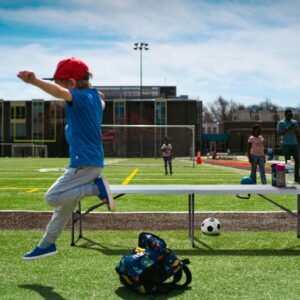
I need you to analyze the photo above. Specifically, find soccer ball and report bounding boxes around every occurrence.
[240,176,254,184]
[201,217,221,235]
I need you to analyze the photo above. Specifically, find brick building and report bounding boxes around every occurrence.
[223,108,285,154]
[0,86,202,158]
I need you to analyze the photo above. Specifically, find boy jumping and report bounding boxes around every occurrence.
[18,58,114,260]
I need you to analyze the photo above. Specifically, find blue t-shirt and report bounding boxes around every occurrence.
[277,119,299,145]
[65,88,104,168]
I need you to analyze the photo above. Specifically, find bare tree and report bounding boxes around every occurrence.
[208,96,240,122]
[259,98,275,110]
[203,106,214,122]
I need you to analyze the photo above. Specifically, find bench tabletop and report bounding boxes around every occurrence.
[110,184,300,195]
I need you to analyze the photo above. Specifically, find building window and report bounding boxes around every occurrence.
[10,102,27,138]
[155,101,166,125]
[11,105,26,119]
[10,123,26,137]
[32,101,44,140]
[114,101,126,124]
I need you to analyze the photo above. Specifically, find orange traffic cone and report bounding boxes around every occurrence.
[196,151,202,164]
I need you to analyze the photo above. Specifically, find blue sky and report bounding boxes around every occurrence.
[1,0,300,107]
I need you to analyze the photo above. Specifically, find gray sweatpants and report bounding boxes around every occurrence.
[39,166,102,246]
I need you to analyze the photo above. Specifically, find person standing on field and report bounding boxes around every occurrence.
[161,136,173,175]
[18,58,115,260]
[277,108,300,183]
[247,124,267,184]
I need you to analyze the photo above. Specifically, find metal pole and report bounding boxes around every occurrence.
[274,106,278,151]
[140,48,143,124]
[297,194,300,238]
[140,47,143,158]
[134,42,149,158]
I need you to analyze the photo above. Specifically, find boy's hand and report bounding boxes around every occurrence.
[17,71,37,84]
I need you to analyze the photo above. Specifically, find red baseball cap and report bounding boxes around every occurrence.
[43,58,89,81]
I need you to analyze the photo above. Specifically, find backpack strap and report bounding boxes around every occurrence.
[156,259,192,294]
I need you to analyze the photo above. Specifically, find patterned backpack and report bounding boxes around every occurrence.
[115,232,192,295]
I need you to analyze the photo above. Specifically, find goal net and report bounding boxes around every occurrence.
[102,125,195,167]
[11,143,48,158]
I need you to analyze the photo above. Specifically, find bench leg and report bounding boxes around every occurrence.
[71,201,83,246]
[298,194,300,238]
[188,194,195,248]
[191,194,195,248]
[71,211,75,246]
[78,201,83,238]
[188,194,191,238]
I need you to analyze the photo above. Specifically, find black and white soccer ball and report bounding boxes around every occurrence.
[201,217,221,235]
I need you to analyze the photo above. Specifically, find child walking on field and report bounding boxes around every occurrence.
[161,136,173,175]
[18,58,115,260]
[247,124,267,184]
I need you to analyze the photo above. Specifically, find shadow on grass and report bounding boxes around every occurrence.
[115,286,191,299]
[19,284,65,300]
[75,236,300,257]
[75,236,131,254]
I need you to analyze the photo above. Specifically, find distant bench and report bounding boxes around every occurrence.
[71,184,300,247]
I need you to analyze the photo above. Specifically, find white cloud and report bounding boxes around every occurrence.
[1,0,300,107]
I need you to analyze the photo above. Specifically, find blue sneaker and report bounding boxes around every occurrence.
[94,177,115,212]
[22,244,57,261]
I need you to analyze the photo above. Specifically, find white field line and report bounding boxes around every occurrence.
[0,178,59,180]
[0,178,271,183]
[0,175,247,180]
[0,210,292,214]
[1,177,255,182]
[0,169,38,171]
[0,187,47,190]
[0,173,271,178]
[39,168,66,172]
[105,159,129,165]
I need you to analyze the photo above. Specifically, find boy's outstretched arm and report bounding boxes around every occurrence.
[17,71,72,102]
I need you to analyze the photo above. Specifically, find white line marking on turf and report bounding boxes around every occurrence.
[0,187,47,190]
[39,168,66,172]
[105,159,128,165]
[0,210,293,214]
[0,178,58,180]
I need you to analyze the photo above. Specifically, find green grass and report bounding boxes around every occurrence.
[1,157,299,299]
[1,230,300,300]
[0,157,297,212]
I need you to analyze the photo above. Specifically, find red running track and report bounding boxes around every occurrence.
[205,159,272,173]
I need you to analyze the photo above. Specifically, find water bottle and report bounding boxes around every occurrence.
[285,160,294,187]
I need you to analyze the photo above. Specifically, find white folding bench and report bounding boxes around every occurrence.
[191,185,300,246]
[71,184,300,247]
[71,185,195,246]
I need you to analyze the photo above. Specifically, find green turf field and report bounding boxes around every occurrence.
[1,158,300,299]
[0,157,297,212]
[1,231,300,300]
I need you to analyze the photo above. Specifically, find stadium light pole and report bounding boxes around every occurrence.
[133,42,149,124]
[134,42,149,158]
